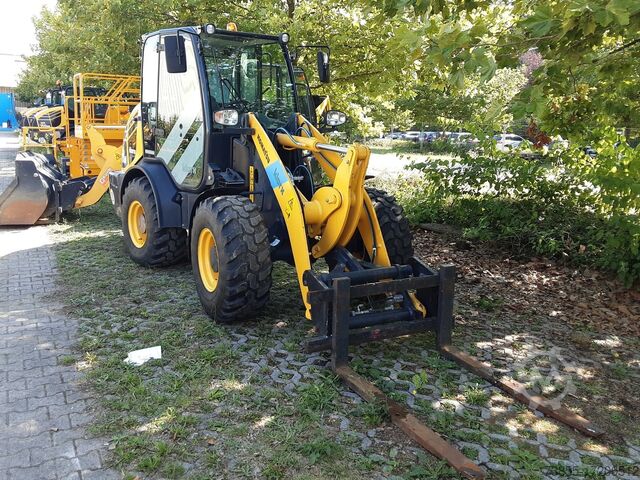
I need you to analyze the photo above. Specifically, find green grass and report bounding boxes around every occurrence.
[49,200,389,478]
[463,385,490,406]
[353,399,389,427]
[58,355,76,366]
[48,198,639,478]
[474,296,504,312]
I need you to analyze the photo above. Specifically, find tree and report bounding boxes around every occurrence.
[16,0,415,135]
[358,0,640,141]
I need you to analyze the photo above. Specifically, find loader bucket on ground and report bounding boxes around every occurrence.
[0,151,89,226]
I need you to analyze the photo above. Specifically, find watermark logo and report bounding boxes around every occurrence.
[511,346,577,410]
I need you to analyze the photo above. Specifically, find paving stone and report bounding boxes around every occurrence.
[74,438,108,457]
[30,443,77,465]
[0,138,116,480]
[0,431,52,457]
[80,469,121,480]
[7,458,57,480]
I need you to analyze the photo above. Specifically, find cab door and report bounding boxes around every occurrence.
[154,33,207,190]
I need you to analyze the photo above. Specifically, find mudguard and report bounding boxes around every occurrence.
[112,159,183,229]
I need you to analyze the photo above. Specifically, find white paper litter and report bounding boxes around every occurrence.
[124,346,162,366]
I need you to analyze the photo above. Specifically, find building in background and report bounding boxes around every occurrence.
[0,53,29,110]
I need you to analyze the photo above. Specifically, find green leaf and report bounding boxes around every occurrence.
[484,101,503,122]
[594,6,616,26]
[449,68,465,90]
[478,54,497,82]
[521,6,558,37]
[606,0,632,25]
[582,17,597,35]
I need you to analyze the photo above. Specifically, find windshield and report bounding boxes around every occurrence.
[201,35,296,129]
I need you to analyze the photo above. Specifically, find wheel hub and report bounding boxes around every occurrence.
[198,227,219,292]
[128,200,147,248]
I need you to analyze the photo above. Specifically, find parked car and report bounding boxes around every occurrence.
[494,133,525,151]
[548,136,569,150]
[419,131,438,142]
[385,131,404,140]
[582,146,597,158]
[403,131,422,142]
[448,132,461,141]
[448,132,474,143]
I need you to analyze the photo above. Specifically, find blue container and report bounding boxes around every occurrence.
[0,93,19,132]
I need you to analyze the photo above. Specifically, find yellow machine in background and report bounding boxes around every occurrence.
[0,73,140,225]
[62,73,139,178]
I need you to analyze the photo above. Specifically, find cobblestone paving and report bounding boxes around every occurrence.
[229,325,640,480]
[0,138,118,480]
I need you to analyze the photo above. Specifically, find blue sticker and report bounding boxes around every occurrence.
[265,161,289,191]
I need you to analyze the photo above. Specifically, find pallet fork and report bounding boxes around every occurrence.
[304,252,603,479]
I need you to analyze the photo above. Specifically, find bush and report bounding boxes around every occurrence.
[374,127,640,285]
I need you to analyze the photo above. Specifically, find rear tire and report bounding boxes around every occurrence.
[121,177,188,267]
[191,196,272,323]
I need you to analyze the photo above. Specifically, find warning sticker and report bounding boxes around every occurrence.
[265,161,289,192]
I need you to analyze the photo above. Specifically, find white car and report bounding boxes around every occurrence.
[493,133,524,151]
[385,132,404,140]
[403,131,422,142]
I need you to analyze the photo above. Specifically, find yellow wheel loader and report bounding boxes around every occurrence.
[106,23,603,478]
[0,73,140,225]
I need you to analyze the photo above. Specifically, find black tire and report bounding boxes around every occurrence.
[336,188,413,266]
[121,177,188,267]
[191,196,272,323]
[367,187,414,264]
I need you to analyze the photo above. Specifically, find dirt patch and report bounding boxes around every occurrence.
[413,227,640,443]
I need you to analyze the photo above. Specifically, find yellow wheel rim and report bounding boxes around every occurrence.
[198,228,219,292]
[127,200,147,248]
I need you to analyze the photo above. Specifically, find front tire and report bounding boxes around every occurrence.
[121,177,188,267]
[367,187,414,264]
[340,188,414,265]
[191,196,272,323]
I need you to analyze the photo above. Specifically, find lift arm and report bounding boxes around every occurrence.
[248,113,313,318]
[249,113,426,319]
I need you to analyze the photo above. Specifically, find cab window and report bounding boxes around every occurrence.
[156,33,205,189]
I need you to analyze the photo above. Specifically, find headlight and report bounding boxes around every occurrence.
[325,110,347,127]
[204,24,215,35]
[214,109,239,126]
[280,32,290,43]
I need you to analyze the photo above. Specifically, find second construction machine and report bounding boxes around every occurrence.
[108,23,602,479]
[0,73,140,225]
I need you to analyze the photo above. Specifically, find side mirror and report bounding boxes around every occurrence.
[164,34,187,74]
[317,50,330,83]
[324,110,346,127]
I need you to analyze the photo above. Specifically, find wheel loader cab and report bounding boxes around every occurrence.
[136,26,312,183]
